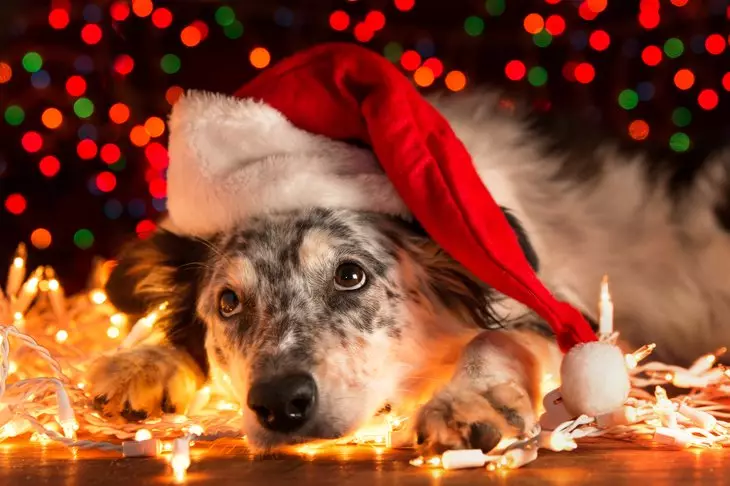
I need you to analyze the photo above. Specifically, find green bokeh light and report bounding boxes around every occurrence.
[663,38,684,58]
[4,105,25,126]
[160,54,181,74]
[533,30,552,48]
[73,98,94,118]
[73,229,95,250]
[224,20,244,39]
[215,6,236,26]
[485,0,505,16]
[672,107,692,127]
[669,132,690,152]
[528,66,548,87]
[383,42,403,62]
[618,89,639,110]
[22,52,43,73]
[464,16,485,36]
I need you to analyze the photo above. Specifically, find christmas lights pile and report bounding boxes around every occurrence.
[1,242,730,480]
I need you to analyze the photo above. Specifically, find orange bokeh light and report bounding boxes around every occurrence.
[523,13,544,35]
[673,69,695,90]
[144,117,166,137]
[445,71,467,92]
[42,108,63,129]
[109,103,130,124]
[249,47,271,69]
[130,125,151,147]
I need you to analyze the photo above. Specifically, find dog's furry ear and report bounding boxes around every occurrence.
[401,209,539,329]
[104,229,211,375]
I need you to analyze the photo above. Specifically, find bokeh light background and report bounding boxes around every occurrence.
[1,0,729,293]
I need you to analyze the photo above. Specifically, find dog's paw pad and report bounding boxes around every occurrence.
[86,345,203,422]
[414,382,534,455]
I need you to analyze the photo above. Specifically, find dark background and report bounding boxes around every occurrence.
[1,0,729,293]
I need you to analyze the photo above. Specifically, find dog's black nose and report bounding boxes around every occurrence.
[247,373,317,432]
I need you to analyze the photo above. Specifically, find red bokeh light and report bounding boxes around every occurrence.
[192,20,209,40]
[49,8,70,29]
[329,11,349,31]
[77,139,98,160]
[81,24,103,44]
[723,72,730,91]
[21,132,43,153]
[136,219,157,239]
[353,23,374,42]
[110,1,130,21]
[698,89,719,110]
[66,75,87,96]
[100,144,121,164]
[641,45,662,66]
[96,172,117,192]
[39,155,61,177]
[574,63,595,84]
[562,61,578,82]
[365,11,386,30]
[423,58,444,78]
[545,15,565,36]
[705,34,726,55]
[589,30,610,51]
[148,178,167,198]
[113,54,135,75]
[578,3,598,21]
[5,194,27,215]
[400,50,421,71]
[144,143,169,170]
[638,10,660,29]
[151,7,173,28]
[394,0,415,11]
[505,60,526,81]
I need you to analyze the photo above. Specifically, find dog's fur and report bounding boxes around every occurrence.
[87,90,730,452]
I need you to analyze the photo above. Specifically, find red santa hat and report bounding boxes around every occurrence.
[165,43,630,418]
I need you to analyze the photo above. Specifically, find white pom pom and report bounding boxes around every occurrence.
[559,341,630,417]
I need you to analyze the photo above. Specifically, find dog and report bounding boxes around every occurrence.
[87,89,730,453]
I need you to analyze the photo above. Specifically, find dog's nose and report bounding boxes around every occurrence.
[246,373,317,432]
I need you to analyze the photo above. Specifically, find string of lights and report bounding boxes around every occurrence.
[2,243,730,481]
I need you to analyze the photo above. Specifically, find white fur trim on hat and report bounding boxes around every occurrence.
[166,90,409,236]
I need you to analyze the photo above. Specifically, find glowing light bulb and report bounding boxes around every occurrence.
[6,244,27,296]
[110,313,127,326]
[13,311,23,322]
[55,329,69,343]
[135,429,152,441]
[90,290,107,304]
[188,424,204,436]
[47,279,60,291]
[171,438,191,482]
[625,343,656,369]
[688,347,726,374]
[107,326,120,339]
[8,361,18,374]
[426,456,441,467]
[598,275,614,336]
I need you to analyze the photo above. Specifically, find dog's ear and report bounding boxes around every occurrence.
[105,230,208,314]
[104,229,211,375]
[398,208,539,329]
[500,207,539,272]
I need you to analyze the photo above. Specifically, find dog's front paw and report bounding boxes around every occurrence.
[414,381,535,455]
[86,345,204,422]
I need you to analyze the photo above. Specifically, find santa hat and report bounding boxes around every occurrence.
[165,43,630,418]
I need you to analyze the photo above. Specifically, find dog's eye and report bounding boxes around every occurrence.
[334,262,367,291]
[218,289,242,318]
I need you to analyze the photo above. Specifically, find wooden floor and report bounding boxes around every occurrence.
[1,437,727,485]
